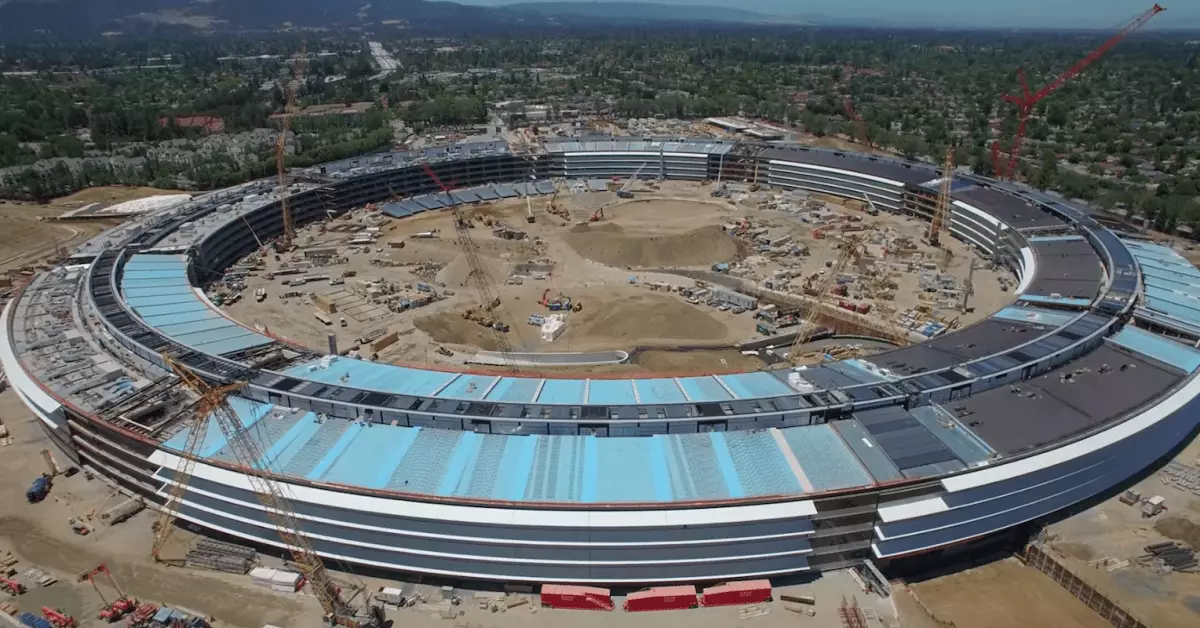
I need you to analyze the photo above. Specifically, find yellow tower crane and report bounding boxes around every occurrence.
[154,355,367,627]
[926,148,955,248]
[276,45,308,251]
[788,226,878,364]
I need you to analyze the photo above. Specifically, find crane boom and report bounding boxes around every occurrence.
[151,372,243,563]
[843,96,870,147]
[789,226,877,363]
[993,4,1164,179]
[161,356,358,626]
[277,46,309,250]
[420,163,521,372]
[927,148,955,247]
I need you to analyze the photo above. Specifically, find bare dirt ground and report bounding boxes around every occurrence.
[221,180,1009,373]
[0,186,180,273]
[1039,429,1200,628]
[904,558,1111,628]
[0,390,897,628]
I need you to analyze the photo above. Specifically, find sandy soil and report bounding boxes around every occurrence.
[1040,430,1200,628]
[0,186,181,273]
[564,223,741,269]
[0,390,899,628]
[220,180,1010,372]
[907,558,1111,628]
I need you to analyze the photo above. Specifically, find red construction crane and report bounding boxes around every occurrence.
[843,96,870,147]
[83,564,136,623]
[420,162,521,372]
[991,4,1165,179]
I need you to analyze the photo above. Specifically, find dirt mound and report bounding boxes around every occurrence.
[563,223,740,268]
[583,294,728,343]
[1155,516,1200,549]
[414,312,504,351]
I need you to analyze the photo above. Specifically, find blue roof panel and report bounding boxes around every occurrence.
[536,379,586,405]
[720,372,793,399]
[678,376,733,402]
[632,378,687,405]
[1110,326,1200,373]
[587,379,637,405]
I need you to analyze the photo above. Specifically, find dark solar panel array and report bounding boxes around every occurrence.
[943,346,1180,455]
[758,147,934,184]
[852,406,962,476]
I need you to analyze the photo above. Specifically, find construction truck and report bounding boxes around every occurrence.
[26,475,50,503]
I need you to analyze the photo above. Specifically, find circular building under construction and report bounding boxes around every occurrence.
[3,136,1198,587]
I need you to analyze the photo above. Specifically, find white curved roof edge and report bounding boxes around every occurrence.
[563,151,708,159]
[146,462,815,548]
[952,199,1001,229]
[168,509,811,584]
[149,450,818,526]
[877,444,1116,527]
[875,450,1118,539]
[1016,247,1037,295]
[767,159,904,188]
[0,299,64,423]
[166,492,813,567]
[940,372,1200,493]
[876,497,949,523]
[878,372,1200,524]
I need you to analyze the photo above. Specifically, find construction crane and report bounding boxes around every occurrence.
[83,564,136,623]
[789,226,878,363]
[843,96,870,148]
[276,45,309,251]
[159,356,364,627]
[991,4,1164,179]
[419,163,521,373]
[616,162,648,199]
[151,374,243,564]
[927,148,956,247]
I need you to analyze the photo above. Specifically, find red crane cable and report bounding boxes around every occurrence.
[994,4,1164,179]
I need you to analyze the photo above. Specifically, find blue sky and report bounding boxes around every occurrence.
[458,0,1193,29]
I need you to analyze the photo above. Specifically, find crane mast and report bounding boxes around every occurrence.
[927,148,955,247]
[419,163,521,372]
[991,4,1164,179]
[151,371,242,563]
[160,356,359,626]
[788,226,877,363]
[277,46,309,250]
[843,96,870,148]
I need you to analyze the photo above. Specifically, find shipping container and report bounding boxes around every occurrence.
[623,586,698,612]
[699,580,773,607]
[540,584,614,611]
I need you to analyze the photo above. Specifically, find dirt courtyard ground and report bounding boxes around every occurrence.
[905,558,1111,628]
[0,186,182,273]
[221,180,1009,373]
[0,390,898,628]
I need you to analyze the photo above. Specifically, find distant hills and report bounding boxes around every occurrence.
[0,0,806,39]
[503,2,801,25]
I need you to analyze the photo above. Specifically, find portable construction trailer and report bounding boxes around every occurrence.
[699,580,773,607]
[539,584,614,611]
[623,585,698,612]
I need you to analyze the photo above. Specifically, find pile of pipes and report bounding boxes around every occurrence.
[100,497,145,525]
[185,539,256,574]
[1144,542,1197,572]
